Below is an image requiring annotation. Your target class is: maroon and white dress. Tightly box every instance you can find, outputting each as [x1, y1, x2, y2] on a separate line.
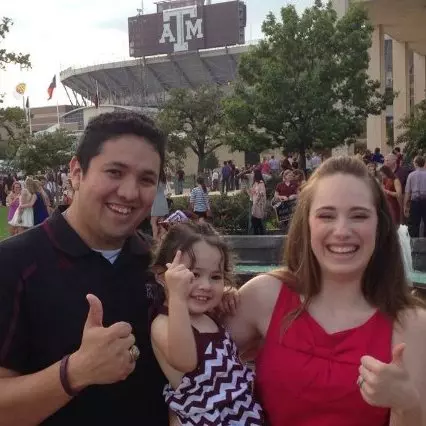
[159, 308, 264, 425]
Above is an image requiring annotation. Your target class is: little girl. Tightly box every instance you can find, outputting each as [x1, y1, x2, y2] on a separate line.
[150, 222, 264, 425]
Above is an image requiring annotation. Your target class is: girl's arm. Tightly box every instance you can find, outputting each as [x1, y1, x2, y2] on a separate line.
[151, 252, 198, 373]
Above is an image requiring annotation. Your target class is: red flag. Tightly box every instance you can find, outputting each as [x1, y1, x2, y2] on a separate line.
[47, 75, 56, 100]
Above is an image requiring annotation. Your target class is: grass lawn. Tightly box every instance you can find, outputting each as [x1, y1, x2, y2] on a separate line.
[0, 207, 9, 240]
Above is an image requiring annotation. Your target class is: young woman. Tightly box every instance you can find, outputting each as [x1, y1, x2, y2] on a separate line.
[9, 177, 37, 233]
[380, 165, 403, 226]
[227, 156, 426, 426]
[249, 169, 267, 235]
[6, 181, 22, 236]
[189, 177, 210, 222]
[150, 222, 264, 425]
[33, 180, 50, 225]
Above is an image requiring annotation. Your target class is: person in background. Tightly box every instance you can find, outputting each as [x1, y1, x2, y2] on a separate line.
[6, 181, 22, 236]
[393, 147, 403, 169]
[385, 153, 412, 194]
[151, 170, 170, 242]
[62, 178, 74, 206]
[404, 155, 426, 237]
[249, 170, 267, 235]
[33, 180, 51, 225]
[211, 168, 219, 192]
[9, 177, 37, 233]
[380, 165, 402, 227]
[226, 156, 426, 425]
[292, 169, 306, 190]
[372, 147, 384, 164]
[261, 157, 272, 182]
[274, 169, 298, 203]
[190, 176, 210, 222]
[310, 152, 322, 170]
[175, 169, 185, 195]
[366, 162, 379, 182]
[269, 155, 280, 177]
[281, 158, 293, 174]
[0, 177, 6, 206]
[221, 161, 231, 194]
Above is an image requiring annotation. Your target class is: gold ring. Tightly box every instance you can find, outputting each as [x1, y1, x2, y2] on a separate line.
[129, 345, 140, 363]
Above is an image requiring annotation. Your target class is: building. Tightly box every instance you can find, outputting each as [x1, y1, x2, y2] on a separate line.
[333, 0, 426, 152]
[30, 105, 76, 133]
[58, 0, 257, 173]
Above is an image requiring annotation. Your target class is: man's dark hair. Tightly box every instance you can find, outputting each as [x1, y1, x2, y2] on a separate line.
[414, 156, 425, 168]
[76, 111, 167, 174]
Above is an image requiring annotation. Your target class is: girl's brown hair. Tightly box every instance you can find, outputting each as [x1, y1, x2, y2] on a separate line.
[271, 156, 421, 322]
[153, 221, 236, 290]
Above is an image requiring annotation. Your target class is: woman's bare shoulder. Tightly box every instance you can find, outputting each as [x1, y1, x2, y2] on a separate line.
[238, 274, 283, 309]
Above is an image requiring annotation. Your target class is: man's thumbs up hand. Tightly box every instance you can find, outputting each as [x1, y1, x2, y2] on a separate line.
[84, 294, 104, 329]
[67, 294, 138, 391]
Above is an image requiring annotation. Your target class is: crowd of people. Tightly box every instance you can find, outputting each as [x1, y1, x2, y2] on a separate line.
[0, 170, 75, 236]
[0, 111, 425, 426]
[359, 146, 426, 239]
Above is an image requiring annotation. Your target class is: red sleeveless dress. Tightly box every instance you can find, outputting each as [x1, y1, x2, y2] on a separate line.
[255, 284, 392, 426]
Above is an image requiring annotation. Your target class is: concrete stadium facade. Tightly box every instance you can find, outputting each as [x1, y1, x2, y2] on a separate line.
[333, 0, 426, 153]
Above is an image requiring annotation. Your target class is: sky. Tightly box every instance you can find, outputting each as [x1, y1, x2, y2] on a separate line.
[1, 0, 314, 108]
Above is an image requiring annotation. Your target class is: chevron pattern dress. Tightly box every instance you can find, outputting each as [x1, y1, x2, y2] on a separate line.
[164, 324, 264, 425]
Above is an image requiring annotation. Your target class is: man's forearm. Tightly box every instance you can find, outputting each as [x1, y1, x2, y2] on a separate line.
[0, 362, 73, 426]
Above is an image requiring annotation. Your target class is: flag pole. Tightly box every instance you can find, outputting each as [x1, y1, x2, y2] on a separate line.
[28, 100, 32, 134]
[56, 99, 60, 128]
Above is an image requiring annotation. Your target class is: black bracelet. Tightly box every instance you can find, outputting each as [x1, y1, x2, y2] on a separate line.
[60, 354, 79, 397]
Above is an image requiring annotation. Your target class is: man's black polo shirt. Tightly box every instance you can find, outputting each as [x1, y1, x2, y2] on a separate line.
[0, 210, 168, 425]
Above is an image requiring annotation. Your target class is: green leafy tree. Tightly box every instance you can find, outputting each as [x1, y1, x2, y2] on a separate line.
[223, 1, 390, 168]
[10, 130, 75, 175]
[397, 100, 426, 159]
[0, 18, 31, 143]
[158, 85, 226, 173]
[0, 107, 27, 142]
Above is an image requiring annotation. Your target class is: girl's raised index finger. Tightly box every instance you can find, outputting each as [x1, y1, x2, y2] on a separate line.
[171, 250, 182, 267]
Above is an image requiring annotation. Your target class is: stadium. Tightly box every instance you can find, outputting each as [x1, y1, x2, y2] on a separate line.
[60, 0, 249, 110]
[58, 0, 256, 172]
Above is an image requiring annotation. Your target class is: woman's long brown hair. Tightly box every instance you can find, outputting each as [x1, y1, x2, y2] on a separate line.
[270, 156, 422, 324]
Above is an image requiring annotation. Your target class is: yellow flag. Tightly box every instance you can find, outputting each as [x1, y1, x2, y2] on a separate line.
[15, 83, 26, 95]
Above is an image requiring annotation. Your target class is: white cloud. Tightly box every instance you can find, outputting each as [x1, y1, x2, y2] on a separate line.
[1, 0, 313, 108]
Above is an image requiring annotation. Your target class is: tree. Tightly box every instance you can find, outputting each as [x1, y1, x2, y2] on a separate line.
[0, 107, 27, 142]
[0, 17, 30, 72]
[157, 85, 227, 173]
[0, 18, 31, 141]
[9, 130, 75, 175]
[223, 1, 390, 168]
[397, 100, 426, 159]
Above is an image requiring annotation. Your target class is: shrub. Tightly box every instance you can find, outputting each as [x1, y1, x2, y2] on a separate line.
[171, 191, 279, 235]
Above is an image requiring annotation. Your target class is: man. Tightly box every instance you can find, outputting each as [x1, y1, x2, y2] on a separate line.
[268, 155, 280, 176]
[384, 153, 412, 193]
[404, 155, 426, 237]
[175, 168, 185, 195]
[0, 112, 168, 425]
[221, 161, 230, 193]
